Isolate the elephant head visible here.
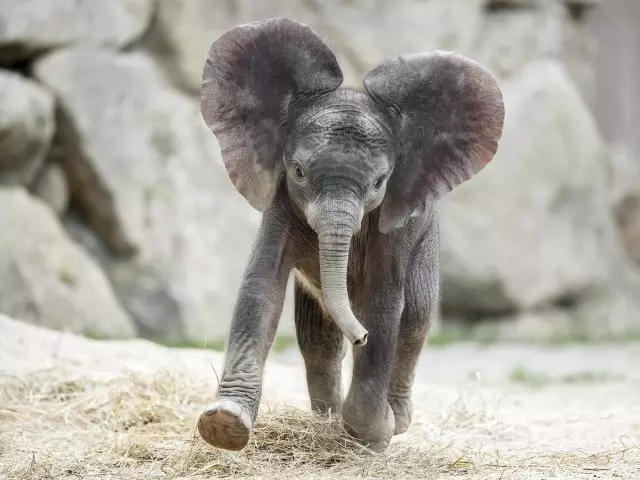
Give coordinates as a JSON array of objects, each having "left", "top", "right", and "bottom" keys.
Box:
[{"left": 201, "top": 18, "right": 504, "bottom": 346}]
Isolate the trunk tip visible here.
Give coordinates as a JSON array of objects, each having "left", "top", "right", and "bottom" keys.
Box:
[{"left": 353, "top": 332, "right": 368, "bottom": 347}]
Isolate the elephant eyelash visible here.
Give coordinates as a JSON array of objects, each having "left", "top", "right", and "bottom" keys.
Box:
[
  {"left": 373, "top": 174, "right": 387, "bottom": 190},
  {"left": 293, "top": 164, "right": 305, "bottom": 180}
]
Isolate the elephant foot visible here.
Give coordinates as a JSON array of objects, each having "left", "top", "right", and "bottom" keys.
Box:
[
  {"left": 388, "top": 395, "right": 413, "bottom": 435},
  {"left": 343, "top": 403, "right": 395, "bottom": 452},
  {"left": 197, "top": 398, "right": 253, "bottom": 451}
]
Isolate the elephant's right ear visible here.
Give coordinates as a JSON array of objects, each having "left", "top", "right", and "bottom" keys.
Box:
[{"left": 201, "top": 18, "right": 343, "bottom": 211}]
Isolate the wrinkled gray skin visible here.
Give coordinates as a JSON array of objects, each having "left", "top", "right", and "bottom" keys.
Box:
[{"left": 197, "top": 18, "right": 505, "bottom": 452}]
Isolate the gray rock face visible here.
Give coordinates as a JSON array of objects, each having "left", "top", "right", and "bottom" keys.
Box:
[
  {"left": 151, "top": 0, "right": 486, "bottom": 92},
  {"left": 471, "top": 1, "right": 567, "bottom": 80},
  {"left": 607, "top": 148, "right": 640, "bottom": 268},
  {"left": 587, "top": 0, "right": 640, "bottom": 269},
  {"left": 439, "top": 60, "right": 611, "bottom": 317},
  {"left": 0, "top": 0, "right": 631, "bottom": 341},
  {"left": 0, "top": 70, "right": 54, "bottom": 185},
  {"left": 150, "top": 0, "right": 596, "bottom": 93},
  {"left": 471, "top": 0, "right": 599, "bottom": 96},
  {"left": 0, "top": 187, "right": 135, "bottom": 338},
  {"left": 33, "top": 48, "right": 267, "bottom": 342},
  {"left": 617, "top": 196, "right": 640, "bottom": 267},
  {"left": 62, "top": 215, "right": 185, "bottom": 342},
  {"left": 0, "top": 0, "right": 154, "bottom": 63},
  {"left": 31, "top": 162, "right": 70, "bottom": 216}
]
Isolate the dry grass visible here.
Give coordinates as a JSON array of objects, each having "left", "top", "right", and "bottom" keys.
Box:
[{"left": 0, "top": 368, "right": 637, "bottom": 480}]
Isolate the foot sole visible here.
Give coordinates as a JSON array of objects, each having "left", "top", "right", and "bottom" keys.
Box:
[{"left": 197, "top": 399, "right": 252, "bottom": 451}]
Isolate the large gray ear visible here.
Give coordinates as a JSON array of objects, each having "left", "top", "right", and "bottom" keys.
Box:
[
  {"left": 202, "top": 18, "right": 343, "bottom": 211},
  {"left": 364, "top": 51, "right": 505, "bottom": 233}
]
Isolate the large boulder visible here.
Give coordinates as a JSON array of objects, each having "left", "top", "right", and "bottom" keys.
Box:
[
  {"left": 0, "top": 187, "right": 135, "bottom": 338},
  {"left": 587, "top": 0, "right": 640, "bottom": 269},
  {"left": 32, "top": 48, "right": 293, "bottom": 342},
  {"left": 0, "top": 0, "right": 154, "bottom": 63},
  {"left": 150, "top": 0, "right": 485, "bottom": 93},
  {"left": 606, "top": 146, "right": 640, "bottom": 268},
  {"left": 471, "top": 0, "right": 599, "bottom": 92},
  {"left": 149, "top": 0, "right": 596, "bottom": 95},
  {"left": 30, "top": 162, "right": 70, "bottom": 216},
  {"left": 616, "top": 194, "right": 640, "bottom": 267},
  {"left": 0, "top": 70, "right": 54, "bottom": 186},
  {"left": 472, "top": 0, "right": 567, "bottom": 80},
  {"left": 439, "top": 60, "right": 612, "bottom": 317}
]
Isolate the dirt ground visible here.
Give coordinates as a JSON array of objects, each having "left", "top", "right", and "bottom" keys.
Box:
[{"left": 1, "top": 314, "right": 639, "bottom": 479}]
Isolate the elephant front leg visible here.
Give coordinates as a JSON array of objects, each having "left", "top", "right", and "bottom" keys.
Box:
[
  {"left": 388, "top": 290, "right": 437, "bottom": 436},
  {"left": 389, "top": 232, "right": 439, "bottom": 435},
  {"left": 198, "top": 212, "right": 293, "bottom": 451},
  {"left": 342, "top": 304, "right": 402, "bottom": 452},
  {"left": 197, "top": 290, "right": 284, "bottom": 451}
]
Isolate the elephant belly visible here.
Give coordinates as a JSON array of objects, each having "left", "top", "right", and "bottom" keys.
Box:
[
  {"left": 293, "top": 267, "right": 363, "bottom": 319},
  {"left": 293, "top": 268, "right": 327, "bottom": 312}
]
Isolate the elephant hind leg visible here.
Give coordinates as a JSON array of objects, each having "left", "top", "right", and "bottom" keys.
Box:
[{"left": 294, "top": 279, "right": 346, "bottom": 414}]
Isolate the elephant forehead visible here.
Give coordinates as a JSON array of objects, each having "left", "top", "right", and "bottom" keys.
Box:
[
  {"left": 301, "top": 147, "right": 389, "bottom": 188},
  {"left": 302, "top": 106, "right": 390, "bottom": 143}
]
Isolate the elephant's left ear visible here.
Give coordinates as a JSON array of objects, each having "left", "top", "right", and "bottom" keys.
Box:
[{"left": 363, "top": 51, "right": 505, "bottom": 233}]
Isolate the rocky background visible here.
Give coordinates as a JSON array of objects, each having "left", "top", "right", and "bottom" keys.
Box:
[{"left": 0, "top": 0, "right": 638, "bottom": 344}]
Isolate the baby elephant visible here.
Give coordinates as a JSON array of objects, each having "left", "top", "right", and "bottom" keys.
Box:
[{"left": 197, "top": 17, "right": 504, "bottom": 452}]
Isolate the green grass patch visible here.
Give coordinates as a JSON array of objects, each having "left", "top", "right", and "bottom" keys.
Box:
[
  {"left": 508, "top": 367, "right": 551, "bottom": 387},
  {"left": 272, "top": 334, "right": 297, "bottom": 353},
  {"left": 58, "top": 269, "right": 77, "bottom": 287},
  {"left": 426, "top": 322, "right": 640, "bottom": 348},
  {"left": 538, "top": 328, "right": 640, "bottom": 346},
  {"left": 559, "top": 371, "right": 625, "bottom": 384},
  {"left": 152, "top": 337, "right": 226, "bottom": 352},
  {"left": 427, "top": 326, "right": 499, "bottom": 347},
  {"left": 508, "top": 366, "right": 625, "bottom": 387},
  {"left": 151, "top": 334, "right": 298, "bottom": 354}
]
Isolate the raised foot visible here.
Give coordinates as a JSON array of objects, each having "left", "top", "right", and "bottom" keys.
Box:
[
  {"left": 343, "top": 403, "right": 395, "bottom": 452},
  {"left": 197, "top": 399, "right": 253, "bottom": 451}
]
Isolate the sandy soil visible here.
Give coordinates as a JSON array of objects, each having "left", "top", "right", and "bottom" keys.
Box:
[{"left": 1, "top": 315, "right": 639, "bottom": 479}]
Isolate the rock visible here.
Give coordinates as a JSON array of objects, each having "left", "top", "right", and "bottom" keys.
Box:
[
  {"left": 439, "top": 60, "right": 612, "bottom": 317},
  {"left": 605, "top": 147, "right": 640, "bottom": 268},
  {"left": 586, "top": 1, "right": 640, "bottom": 269},
  {"left": 616, "top": 195, "right": 640, "bottom": 267},
  {"left": 62, "top": 213, "right": 185, "bottom": 342},
  {"left": 0, "top": 187, "right": 135, "bottom": 338},
  {"left": 33, "top": 47, "right": 294, "bottom": 342},
  {"left": 470, "top": 0, "right": 599, "bottom": 100},
  {"left": 150, "top": 0, "right": 485, "bottom": 93},
  {"left": 0, "top": 0, "right": 154, "bottom": 63},
  {"left": 471, "top": 1, "right": 568, "bottom": 81},
  {"left": 0, "top": 70, "right": 54, "bottom": 186},
  {"left": 483, "top": 0, "right": 601, "bottom": 10},
  {"left": 149, "top": 0, "right": 594, "bottom": 96},
  {"left": 459, "top": 300, "right": 639, "bottom": 343},
  {"left": 65, "top": 212, "right": 297, "bottom": 343},
  {"left": 31, "top": 162, "right": 70, "bottom": 216}
]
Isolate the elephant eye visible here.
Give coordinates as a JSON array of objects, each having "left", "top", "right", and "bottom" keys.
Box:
[
  {"left": 373, "top": 174, "right": 386, "bottom": 190},
  {"left": 293, "top": 164, "right": 305, "bottom": 179}
]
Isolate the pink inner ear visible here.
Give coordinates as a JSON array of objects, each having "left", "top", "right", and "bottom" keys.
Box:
[
  {"left": 480, "top": 153, "right": 493, "bottom": 167},
  {"left": 227, "top": 164, "right": 241, "bottom": 185},
  {"left": 201, "top": 18, "right": 344, "bottom": 213}
]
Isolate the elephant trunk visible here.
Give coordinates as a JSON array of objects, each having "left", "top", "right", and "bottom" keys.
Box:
[{"left": 312, "top": 196, "right": 368, "bottom": 346}]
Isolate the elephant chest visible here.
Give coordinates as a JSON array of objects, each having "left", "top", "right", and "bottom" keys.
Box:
[{"left": 292, "top": 238, "right": 369, "bottom": 314}]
